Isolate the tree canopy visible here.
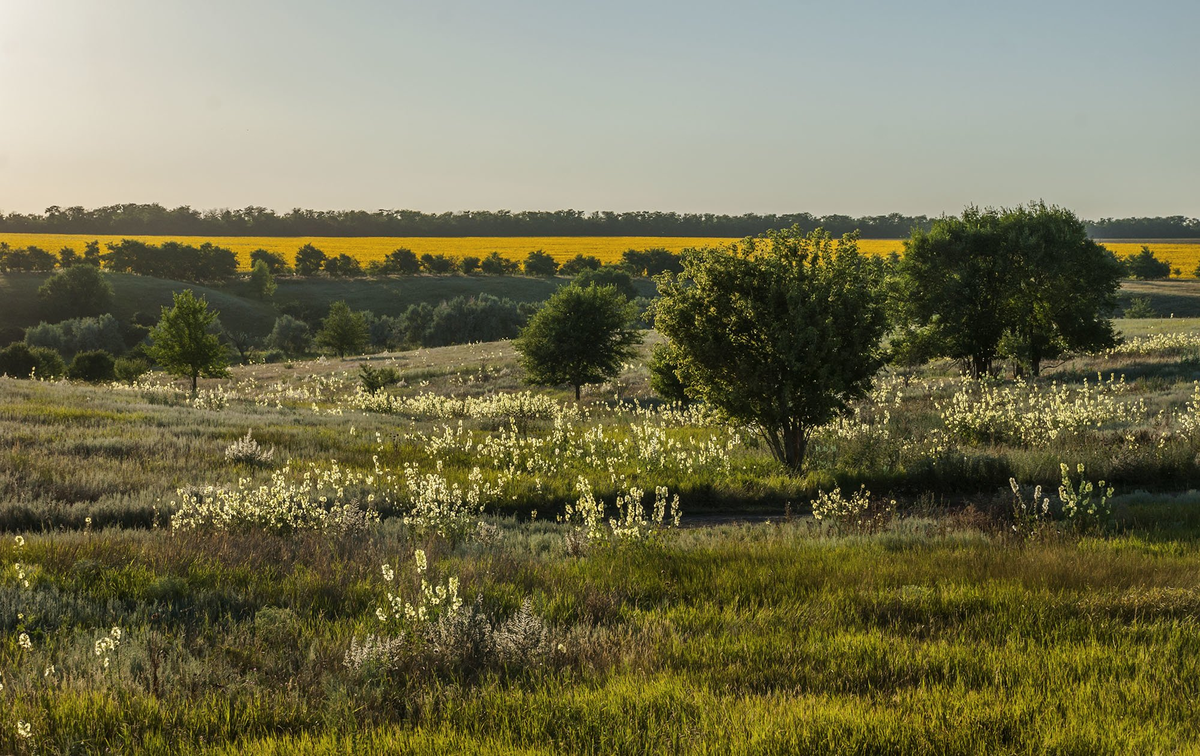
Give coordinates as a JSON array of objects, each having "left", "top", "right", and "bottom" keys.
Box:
[
  {"left": 653, "top": 226, "right": 889, "bottom": 472},
  {"left": 315, "top": 301, "right": 369, "bottom": 358},
  {"left": 147, "top": 289, "right": 229, "bottom": 392},
  {"left": 514, "top": 283, "right": 641, "bottom": 400}
]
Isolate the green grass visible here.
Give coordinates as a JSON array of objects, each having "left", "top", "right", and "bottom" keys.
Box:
[
  {"left": 1116, "top": 279, "right": 1200, "bottom": 318},
  {"left": 4, "top": 516, "right": 1200, "bottom": 754}
]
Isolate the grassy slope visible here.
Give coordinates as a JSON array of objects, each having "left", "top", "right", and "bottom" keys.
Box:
[{"left": 0, "top": 273, "right": 657, "bottom": 337}]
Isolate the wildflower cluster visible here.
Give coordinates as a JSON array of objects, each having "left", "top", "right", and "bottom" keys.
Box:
[
  {"left": 561, "top": 478, "right": 681, "bottom": 545},
  {"left": 400, "top": 465, "right": 488, "bottom": 540},
  {"left": 224, "top": 429, "right": 276, "bottom": 466},
  {"left": 1104, "top": 332, "right": 1200, "bottom": 357},
  {"left": 812, "top": 486, "right": 894, "bottom": 535},
  {"left": 377, "top": 550, "right": 463, "bottom": 628},
  {"left": 937, "top": 375, "right": 1145, "bottom": 446},
  {"left": 94, "top": 626, "right": 122, "bottom": 669},
  {"left": 1057, "top": 463, "right": 1115, "bottom": 531},
  {"left": 169, "top": 462, "right": 382, "bottom": 534}
]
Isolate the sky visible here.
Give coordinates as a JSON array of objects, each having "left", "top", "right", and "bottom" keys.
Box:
[{"left": 0, "top": 0, "right": 1196, "bottom": 218}]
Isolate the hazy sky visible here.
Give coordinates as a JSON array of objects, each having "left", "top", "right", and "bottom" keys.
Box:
[{"left": 0, "top": 0, "right": 1196, "bottom": 217}]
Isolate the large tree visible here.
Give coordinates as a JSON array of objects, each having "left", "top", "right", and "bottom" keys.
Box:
[
  {"left": 514, "top": 283, "right": 641, "bottom": 401},
  {"left": 898, "top": 202, "right": 1122, "bottom": 377},
  {"left": 147, "top": 289, "right": 229, "bottom": 392},
  {"left": 653, "top": 226, "right": 888, "bottom": 472}
]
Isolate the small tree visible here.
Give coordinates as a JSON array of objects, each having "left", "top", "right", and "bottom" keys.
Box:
[
  {"left": 560, "top": 254, "right": 602, "bottom": 276},
  {"left": 316, "top": 301, "right": 369, "bottom": 358},
  {"left": 524, "top": 250, "right": 559, "bottom": 276},
  {"left": 515, "top": 284, "right": 641, "bottom": 401},
  {"left": 481, "top": 251, "right": 519, "bottom": 275},
  {"left": 147, "top": 289, "right": 230, "bottom": 392},
  {"left": 419, "top": 253, "right": 456, "bottom": 274},
  {"left": 324, "top": 253, "right": 363, "bottom": 277},
  {"left": 654, "top": 227, "right": 887, "bottom": 472},
  {"left": 265, "top": 315, "right": 311, "bottom": 358},
  {"left": 37, "top": 264, "right": 114, "bottom": 319},
  {"left": 1123, "top": 246, "right": 1171, "bottom": 280},
  {"left": 459, "top": 255, "right": 481, "bottom": 275},
  {"left": 382, "top": 248, "right": 420, "bottom": 275},
  {"left": 574, "top": 266, "right": 638, "bottom": 300},
  {"left": 67, "top": 350, "right": 117, "bottom": 383},
  {"left": 248, "top": 259, "right": 276, "bottom": 299},
  {"left": 294, "top": 244, "right": 327, "bottom": 276},
  {"left": 249, "top": 249, "right": 291, "bottom": 274}
]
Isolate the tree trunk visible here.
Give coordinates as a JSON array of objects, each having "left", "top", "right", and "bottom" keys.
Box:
[
  {"left": 191, "top": 372, "right": 198, "bottom": 394},
  {"left": 782, "top": 425, "right": 808, "bottom": 472},
  {"left": 574, "top": 384, "right": 581, "bottom": 401}
]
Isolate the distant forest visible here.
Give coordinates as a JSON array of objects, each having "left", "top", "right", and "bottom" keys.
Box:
[{"left": 0, "top": 204, "right": 1196, "bottom": 239}]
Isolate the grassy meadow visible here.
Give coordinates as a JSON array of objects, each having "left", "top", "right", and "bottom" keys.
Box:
[{"left": 7, "top": 278, "right": 1200, "bottom": 750}]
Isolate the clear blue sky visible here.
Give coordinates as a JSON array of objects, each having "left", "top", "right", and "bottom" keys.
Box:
[{"left": 0, "top": 0, "right": 1196, "bottom": 217}]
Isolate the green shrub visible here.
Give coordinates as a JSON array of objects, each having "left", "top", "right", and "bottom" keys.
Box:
[
  {"left": 0, "top": 342, "right": 38, "bottom": 378},
  {"left": 114, "top": 356, "right": 151, "bottom": 383},
  {"left": 29, "top": 346, "right": 66, "bottom": 379},
  {"left": 67, "top": 350, "right": 117, "bottom": 383}
]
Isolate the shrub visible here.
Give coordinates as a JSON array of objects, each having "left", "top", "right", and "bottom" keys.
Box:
[
  {"left": 0, "top": 343, "right": 38, "bottom": 378},
  {"left": 114, "top": 357, "right": 151, "bottom": 383},
  {"left": 324, "top": 253, "right": 363, "bottom": 277},
  {"left": 573, "top": 267, "right": 638, "bottom": 300},
  {"left": 249, "top": 249, "right": 291, "bottom": 274},
  {"left": 24, "top": 314, "right": 125, "bottom": 360},
  {"left": 1122, "top": 297, "right": 1157, "bottom": 318},
  {"left": 294, "top": 244, "right": 327, "bottom": 276},
  {"left": 524, "top": 250, "right": 559, "bottom": 276},
  {"left": 480, "top": 252, "right": 520, "bottom": 275},
  {"left": 67, "top": 350, "right": 117, "bottom": 383},
  {"left": 420, "top": 253, "right": 456, "bottom": 275},
  {"left": 560, "top": 254, "right": 602, "bottom": 276},
  {"left": 1123, "top": 246, "right": 1171, "bottom": 280},
  {"left": 360, "top": 364, "right": 402, "bottom": 394},
  {"left": 29, "top": 346, "right": 66, "bottom": 379},
  {"left": 459, "top": 255, "right": 481, "bottom": 275},
  {"left": 37, "top": 264, "right": 114, "bottom": 318},
  {"left": 266, "top": 315, "right": 312, "bottom": 358}
]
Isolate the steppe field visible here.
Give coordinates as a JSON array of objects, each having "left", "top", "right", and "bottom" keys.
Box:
[{"left": 5, "top": 305, "right": 1200, "bottom": 752}]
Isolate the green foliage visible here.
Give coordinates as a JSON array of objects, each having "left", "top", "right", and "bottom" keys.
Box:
[
  {"left": 654, "top": 226, "right": 888, "bottom": 472},
  {"left": 480, "top": 252, "right": 520, "bottom": 275},
  {"left": 648, "top": 342, "right": 689, "bottom": 403},
  {"left": 898, "top": 203, "right": 1122, "bottom": 377},
  {"left": 265, "top": 315, "right": 312, "bottom": 358},
  {"left": 359, "top": 363, "right": 402, "bottom": 394},
  {"left": 147, "top": 289, "right": 230, "bottom": 391},
  {"left": 249, "top": 248, "right": 291, "bottom": 274},
  {"left": 101, "top": 239, "right": 237, "bottom": 282},
  {"left": 28, "top": 345, "right": 66, "bottom": 378},
  {"left": 572, "top": 266, "right": 637, "bottom": 300},
  {"left": 381, "top": 247, "right": 421, "bottom": 275},
  {"left": 67, "top": 349, "right": 117, "bottom": 382},
  {"left": 0, "top": 244, "right": 57, "bottom": 271},
  {"left": 1124, "top": 246, "right": 1172, "bottom": 280},
  {"left": 515, "top": 284, "right": 641, "bottom": 400},
  {"left": 523, "top": 250, "right": 559, "bottom": 276},
  {"left": 248, "top": 260, "right": 276, "bottom": 299},
  {"left": 459, "top": 255, "right": 481, "bottom": 275},
  {"left": 0, "top": 342, "right": 38, "bottom": 377},
  {"left": 323, "top": 253, "right": 363, "bottom": 277},
  {"left": 1123, "top": 297, "right": 1157, "bottom": 318},
  {"left": 559, "top": 254, "right": 602, "bottom": 276},
  {"left": 114, "top": 356, "right": 151, "bottom": 382},
  {"left": 420, "top": 253, "right": 456, "bottom": 275},
  {"left": 316, "top": 301, "right": 369, "bottom": 358},
  {"left": 24, "top": 314, "right": 125, "bottom": 360},
  {"left": 37, "top": 263, "right": 115, "bottom": 319},
  {"left": 294, "top": 244, "right": 328, "bottom": 276},
  {"left": 621, "top": 247, "right": 682, "bottom": 277}
]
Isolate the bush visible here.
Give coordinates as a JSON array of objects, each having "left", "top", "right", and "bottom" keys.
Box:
[
  {"left": 1124, "top": 246, "right": 1172, "bottom": 280},
  {"left": 266, "top": 315, "right": 312, "bottom": 358},
  {"left": 324, "top": 253, "right": 363, "bottom": 277},
  {"left": 404, "top": 295, "right": 527, "bottom": 348},
  {"left": 420, "top": 253, "right": 456, "bottom": 274},
  {"left": 573, "top": 267, "right": 638, "bottom": 300},
  {"left": 37, "top": 264, "right": 114, "bottom": 318},
  {"left": 360, "top": 364, "right": 402, "bottom": 394},
  {"left": 381, "top": 248, "right": 420, "bottom": 275},
  {"left": 29, "top": 346, "right": 66, "bottom": 379},
  {"left": 524, "top": 250, "right": 559, "bottom": 276},
  {"left": 481, "top": 252, "right": 520, "bottom": 275},
  {"left": 560, "top": 254, "right": 602, "bottom": 276},
  {"left": 459, "top": 255, "right": 481, "bottom": 275},
  {"left": 114, "top": 356, "right": 150, "bottom": 382},
  {"left": 67, "top": 350, "right": 117, "bottom": 383},
  {"left": 1123, "top": 297, "right": 1157, "bottom": 318},
  {"left": 0, "top": 343, "right": 37, "bottom": 378},
  {"left": 249, "top": 249, "right": 291, "bottom": 274},
  {"left": 24, "top": 314, "right": 124, "bottom": 360}
]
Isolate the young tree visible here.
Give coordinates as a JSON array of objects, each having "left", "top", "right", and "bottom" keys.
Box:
[
  {"left": 249, "top": 249, "right": 291, "bottom": 274},
  {"left": 382, "top": 247, "right": 421, "bottom": 275},
  {"left": 560, "top": 254, "right": 602, "bottom": 276},
  {"left": 248, "top": 259, "right": 276, "bottom": 299},
  {"left": 459, "top": 255, "right": 481, "bottom": 275},
  {"left": 315, "top": 301, "right": 369, "bottom": 358},
  {"left": 294, "top": 244, "right": 327, "bottom": 276},
  {"left": 1123, "top": 246, "right": 1171, "bottom": 280},
  {"left": 654, "top": 227, "right": 888, "bottom": 472},
  {"left": 265, "top": 315, "right": 312, "bottom": 358},
  {"left": 480, "top": 251, "right": 519, "bottom": 275},
  {"left": 147, "top": 289, "right": 229, "bottom": 392},
  {"left": 37, "top": 264, "right": 114, "bottom": 319},
  {"left": 523, "top": 250, "right": 559, "bottom": 276},
  {"left": 419, "top": 253, "right": 456, "bottom": 274},
  {"left": 514, "top": 284, "right": 641, "bottom": 401}
]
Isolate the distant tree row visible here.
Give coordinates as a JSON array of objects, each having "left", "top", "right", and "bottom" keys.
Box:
[
  {"left": 2, "top": 204, "right": 1195, "bottom": 238},
  {"left": 0, "top": 205, "right": 938, "bottom": 238}
]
